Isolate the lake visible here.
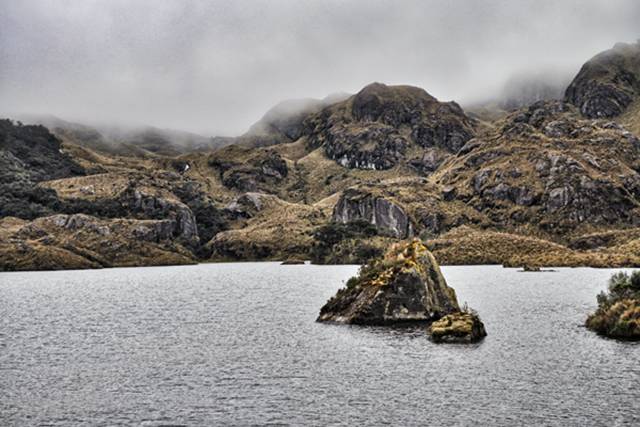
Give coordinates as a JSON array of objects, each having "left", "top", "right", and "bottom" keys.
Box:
[{"left": 1, "top": 263, "right": 639, "bottom": 426}]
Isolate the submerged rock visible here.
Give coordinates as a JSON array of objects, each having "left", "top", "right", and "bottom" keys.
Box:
[
  {"left": 428, "top": 311, "right": 487, "bottom": 343},
  {"left": 317, "top": 239, "right": 459, "bottom": 325}
]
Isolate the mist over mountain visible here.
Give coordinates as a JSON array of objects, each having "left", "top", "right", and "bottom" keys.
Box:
[{"left": 2, "top": 0, "right": 639, "bottom": 135}]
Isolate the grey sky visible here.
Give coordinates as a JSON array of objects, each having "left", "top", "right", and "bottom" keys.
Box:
[{"left": 1, "top": 0, "right": 639, "bottom": 135}]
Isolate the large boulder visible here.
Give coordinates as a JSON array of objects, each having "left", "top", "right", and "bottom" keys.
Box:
[
  {"left": 332, "top": 189, "right": 413, "bottom": 238},
  {"left": 317, "top": 239, "right": 460, "bottom": 325}
]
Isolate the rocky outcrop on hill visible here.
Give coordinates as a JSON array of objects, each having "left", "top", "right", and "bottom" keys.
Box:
[
  {"left": 119, "top": 184, "right": 199, "bottom": 245},
  {"left": 332, "top": 189, "right": 414, "bottom": 238},
  {"left": 0, "top": 119, "right": 86, "bottom": 220},
  {"left": 208, "top": 145, "right": 289, "bottom": 192},
  {"left": 304, "top": 83, "right": 476, "bottom": 170},
  {"left": 437, "top": 100, "right": 640, "bottom": 233},
  {"left": 0, "top": 214, "right": 196, "bottom": 271},
  {"left": 317, "top": 240, "right": 460, "bottom": 325},
  {"left": 565, "top": 41, "right": 640, "bottom": 118}
]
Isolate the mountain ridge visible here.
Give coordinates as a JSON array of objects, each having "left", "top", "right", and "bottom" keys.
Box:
[{"left": 3, "top": 42, "right": 640, "bottom": 271}]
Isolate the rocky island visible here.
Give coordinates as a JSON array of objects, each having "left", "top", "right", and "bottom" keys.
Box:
[
  {"left": 317, "top": 239, "right": 486, "bottom": 343},
  {"left": 586, "top": 271, "right": 640, "bottom": 340}
]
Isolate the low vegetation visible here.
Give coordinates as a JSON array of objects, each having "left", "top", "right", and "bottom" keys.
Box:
[{"left": 586, "top": 271, "right": 640, "bottom": 340}]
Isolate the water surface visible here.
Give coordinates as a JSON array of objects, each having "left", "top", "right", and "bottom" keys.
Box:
[{"left": 1, "top": 264, "right": 638, "bottom": 426}]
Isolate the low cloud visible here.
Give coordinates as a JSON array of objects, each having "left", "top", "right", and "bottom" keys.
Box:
[{"left": 1, "top": 0, "right": 639, "bottom": 135}]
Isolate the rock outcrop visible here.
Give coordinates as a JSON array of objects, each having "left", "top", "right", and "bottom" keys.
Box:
[
  {"left": 317, "top": 240, "right": 460, "bottom": 325},
  {"left": 437, "top": 100, "right": 640, "bottom": 232},
  {"left": 565, "top": 41, "right": 640, "bottom": 118},
  {"left": 119, "top": 185, "right": 199, "bottom": 245},
  {"left": 0, "top": 119, "right": 86, "bottom": 220},
  {"left": 304, "top": 83, "right": 476, "bottom": 170},
  {"left": 428, "top": 311, "right": 487, "bottom": 343},
  {"left": 0, "top": 213, "right": 196, "bottom": 271},
  {"left": 208, "top": 145, "right": 289, "bottom": 193},
  {"left": 332, "top": 189, "right": 414, "bottom": 238}
]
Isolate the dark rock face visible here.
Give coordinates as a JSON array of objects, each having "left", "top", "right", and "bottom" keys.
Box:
[
  {"left": 209, "top": 147, "right": 288, "bottom": 192},
  {"left": 317, "top": 240, "right": 460, "bottom": 325},
  {"left": 322, "top": 123, "right": 408, "bottom": 170},
  {"left": 565, "top": 42, "right": 640, "bottom": 118},
  {"left": 332, "top": 189, "right": 413, "bottom": 238},
  {"left": 224, "top": 192, "right": 267, "bottom": 219},
  {"left": 0, "top": 119, "right": 86, "bottom": 220},
  {"left": 304, "top": 83, "right": 476, "bottom": 170},
  {"left": 0, "top": 119, "right": 86, "bottom": 182},
  {"left": 120, "top": 185, "right": 199, "bottom": 245},
  {"left": 409, "top": 149, "right": 446, "bottom": 173},
  {"left": 429, "top": 312, "right": 487, "bottom": 343}
]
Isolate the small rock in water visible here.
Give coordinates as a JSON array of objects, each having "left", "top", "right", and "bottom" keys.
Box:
[
  {"left": 281, "top": 258, "right": 306, "bottom": 265},
  {"left": 428, "top": 312, "right": 487, "bottom": 344}
]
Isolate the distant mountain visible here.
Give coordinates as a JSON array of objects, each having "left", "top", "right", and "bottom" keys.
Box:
[
  {"left": 465, "top": 69, "right": 572, "bottom": 121},
  {"left": 236, "top": 92, "right": 351, "bottom": 148},
  {"left": 12, "top": 114, "right": 231, "bottom": 157},
  {"left": 565, "top": 41, "right": 640, "bottom": 118},
  {"left": 499, "top": 70, "right": 571, "bottom": 110}
]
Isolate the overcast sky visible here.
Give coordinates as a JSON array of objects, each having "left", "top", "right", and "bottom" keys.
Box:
[{"left": 1, "top": 0, "right": 639, "bottom": 135}]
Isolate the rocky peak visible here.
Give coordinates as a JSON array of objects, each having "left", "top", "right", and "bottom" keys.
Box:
[
  {"left": 304, "top": 83, "right": 476, "bottom": 171},
  {"left": 351, "top": 82, "right": 438, "bottom": 124},
  {"left": 565, "top": 41, "right": 640, "bottom": 118}
]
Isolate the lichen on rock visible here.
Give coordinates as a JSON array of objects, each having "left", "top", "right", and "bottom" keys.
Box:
[{"left": 317, "top": 239, "right": 460, "bottom": 325}]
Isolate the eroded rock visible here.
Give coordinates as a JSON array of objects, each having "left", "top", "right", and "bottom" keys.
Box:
[
  {"left": 317, "top": 240, "right": 460, "bottom": 325},
  {"left": 332, "top": 189, "right": 413, "bottom": 238}
]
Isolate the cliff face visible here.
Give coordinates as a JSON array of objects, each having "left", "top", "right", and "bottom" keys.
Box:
[
  {"left": 565, "top": 42, "right": 640, "bottom": 118},
  {"left": 317, "top": 240, "right": 459, "bottom": 325},
  {"left": 332, "top": 189, "right": 413, "bottom": 239}
]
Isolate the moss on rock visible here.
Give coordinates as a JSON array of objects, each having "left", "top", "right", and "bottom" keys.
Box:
[
  {"left": 429, "top": 311, "right": 487, "bottom": 343},
  {"left": 317, "top": 239, "right": 460, "bottom": 325}
]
